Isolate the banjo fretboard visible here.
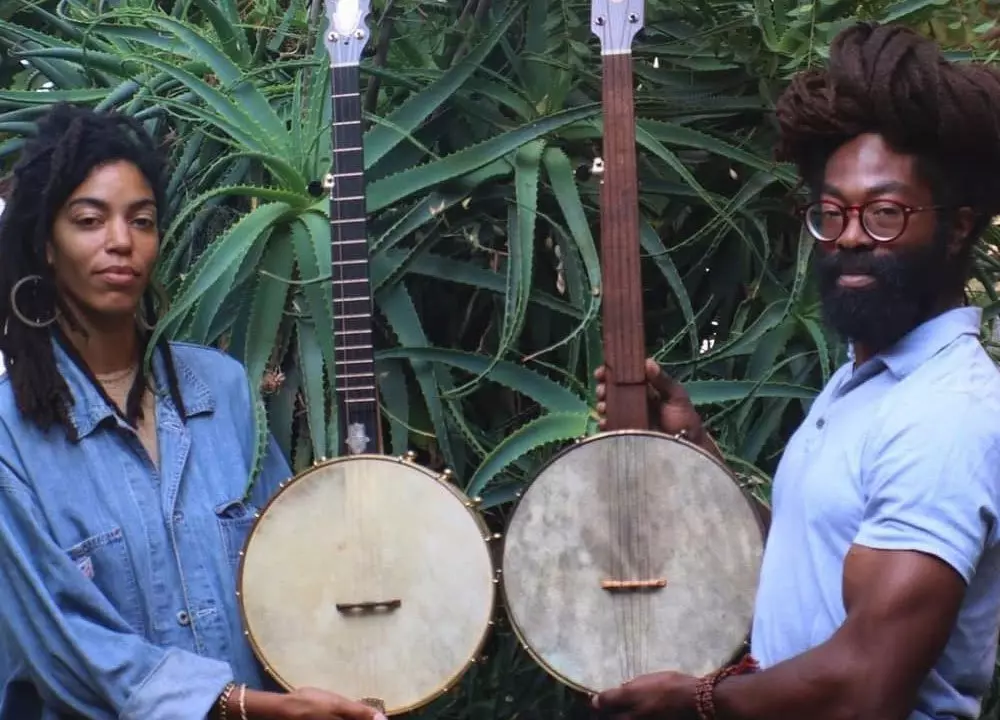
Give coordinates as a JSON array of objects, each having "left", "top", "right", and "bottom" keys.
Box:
[{"left": 323, "top": 2, "right": 379, "bottom": 456}]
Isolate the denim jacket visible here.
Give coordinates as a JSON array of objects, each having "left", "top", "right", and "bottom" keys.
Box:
[{"left": 0, "top": 340, "right": 292, "bottom": 719}]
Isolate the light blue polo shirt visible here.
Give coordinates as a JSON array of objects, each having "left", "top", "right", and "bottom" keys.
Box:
[{"left": 750, "top": 307, "right": 1000, "bottom": 720}]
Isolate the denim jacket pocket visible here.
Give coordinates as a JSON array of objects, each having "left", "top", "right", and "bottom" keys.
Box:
[
  {"left": 63, "top": 526, "right": 146, "bottom": 634},
  {"left": 215, "top": 499, "right": 259, "bottom": 574}
]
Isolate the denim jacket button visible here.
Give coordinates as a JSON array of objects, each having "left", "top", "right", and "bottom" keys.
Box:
[{"left": 176, "top": 610, "right": 190, "bottom": 626}]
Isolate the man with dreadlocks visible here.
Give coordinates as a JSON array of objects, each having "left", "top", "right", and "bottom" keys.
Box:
[
  {"left": 0, "top": 104, "right": 384, "bottom": 720},
  {"left": 591, "top": 21, "right": 1000, "bottom": 720}
]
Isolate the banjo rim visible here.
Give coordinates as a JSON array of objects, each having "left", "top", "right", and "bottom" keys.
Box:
[
  {"left": 499, "top": 429, "right": 766, "bottom": 693},
  {"left": 236, "top": 453, "right": 498, "bottom": 713}
]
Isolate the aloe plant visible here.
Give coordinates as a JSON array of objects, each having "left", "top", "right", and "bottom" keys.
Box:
[{"left": 3, "top": 0, "right": 999, "bottom": 716}]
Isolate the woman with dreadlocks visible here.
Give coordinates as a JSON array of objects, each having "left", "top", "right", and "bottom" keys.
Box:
[
  {"left": 591, "top": 21, "right": 1000, "bottom": 720},
  {"left": 0, "top": 104, "right": 383, "bottom": 720}
]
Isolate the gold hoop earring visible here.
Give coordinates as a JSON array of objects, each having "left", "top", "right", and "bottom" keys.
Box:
[
  {"left": 136, "top": 310, "right": 155, "bottom": 333},
  {"left": 136, "top": 283, "right": 167, "bottom": 333},
  {"left": 10, "top": 275, "right": 57, "bottom": 329}
]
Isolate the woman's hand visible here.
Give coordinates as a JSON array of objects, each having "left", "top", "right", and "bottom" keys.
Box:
[
  {"left": 283, "top": 687, "right": 387, "bottom": 720},
  {"left": 238, "top": 686, "right": 387, "bottom": 720},
  {"left": 595, "top": 358, "right": 722, "bottom": 462}
]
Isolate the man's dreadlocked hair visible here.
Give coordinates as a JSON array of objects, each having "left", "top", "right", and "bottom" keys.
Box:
[
  {"left": 0, "top": 103, "right": 186, "bottom": 439},
  {"left": 775, "top": 22, "right": 1000, "bottom": 258}
]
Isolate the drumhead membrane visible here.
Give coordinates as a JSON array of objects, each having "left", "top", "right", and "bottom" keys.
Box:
[
  {"left": 502, "top": 431, "right": 764, "bottom": 692},
  {"left": 239, "top": 456, "right": 496, "bottom": 714}
]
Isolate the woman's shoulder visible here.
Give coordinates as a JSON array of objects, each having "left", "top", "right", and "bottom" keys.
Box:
[
  {"left": 0, "top": 371, "right": 18, "bottom": 425},
  {"left": 165, "top": 341, "right": 257, "bottom": 418},
  {"left": 166, "top": 341, "right": 251, "bottom": 386}
]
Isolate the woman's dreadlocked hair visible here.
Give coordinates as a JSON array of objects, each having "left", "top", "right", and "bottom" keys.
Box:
[
  {"left": 775, "top": 22, "right": 1000, "bottom": 246},
  {"left": 0, "top": 103, "right": 186, "bottom": 439}
]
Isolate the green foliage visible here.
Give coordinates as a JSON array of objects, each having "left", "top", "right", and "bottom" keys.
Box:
[{"left": 2, "top": 0, "right": 999, "bottom": 717}]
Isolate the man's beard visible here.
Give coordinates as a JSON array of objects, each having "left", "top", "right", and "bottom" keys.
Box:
[{"left": 814, "top": 234, "right": 949, "bottom": 352}]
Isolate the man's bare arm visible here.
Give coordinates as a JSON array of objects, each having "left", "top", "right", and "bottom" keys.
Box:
[{"left": 715, "top": 545, "right": 965, "bottom": 720}]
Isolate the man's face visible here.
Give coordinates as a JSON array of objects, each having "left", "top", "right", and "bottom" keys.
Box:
[{"left": 812, "top": 133, "right": 951, "bottom": 352}]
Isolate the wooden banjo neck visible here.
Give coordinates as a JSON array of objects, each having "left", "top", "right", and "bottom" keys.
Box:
[
  {"left": 594, "top": 0, "right": 649, "bottom": 433},
  {"left": 321, "top": 0, "right": 383, "bottom": 457}
]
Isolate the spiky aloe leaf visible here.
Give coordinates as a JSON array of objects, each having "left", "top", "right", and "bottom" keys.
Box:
[
  {"left": 449, "top": 139, "right": 543, "bottom": 396},
  {"left": 244, "top": 375, "right": 270, "bottom": 498},
  {"left": 375, "top": 270, "right": 458, "bottom": 467},
  {"left": 639, "top": 119, "right": 796, "bottom": 185},
  {"left": 685, "top": 379, "right": 817, "bottom": 405},
  {"left": 0, "top": 88, "right": 113, "bottom": 105},
  {"left": 532, "top": 146, "right": 601, "bottom": 359},
  {"left": 370, "top": 158, "right": 511, "bottom": 256},
  {"left": 377, "top": 360, "right": 411, "bottom": 456},
  {"left": 296, "top": 316, "right": 330, "bottom": 462},
  {"left": 365, "top": 104, "right": 598, "bottom": 213},
  {"left": 145, "top": 16, "right": 286, "bottom": 145},
  {"left": 188, "top": 0, "right": 251, "bottom": 66},
  {"left": 244, "top": 237, "right": 294, "bottom": 386},
  {"left": 466, "top": 411, "right": 589, "bottom": 499},
  {"left": 291, "top": 212, "right": 338, "bottom": 384},
  {"left": 122, "top": 55, "right": 269, "bottom": 152},
  {"left": 162, "top": 185, "right": 306, "bottom": 251},
  {"left": 390, "top": 252, "right": 582, "bottom": 319},
  {"left": 375, "top": 347, "right": 586, "bottom": 414},
  {"left": 147, "top": 201, "right": 293, "bottom": 360},
  {"left": 364, "top": 3, "right": 522, "bottom": 168}
]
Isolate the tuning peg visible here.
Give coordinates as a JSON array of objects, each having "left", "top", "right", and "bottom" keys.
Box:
[{"left": 307, "top": 180, "right": 323, "bottom": 197}]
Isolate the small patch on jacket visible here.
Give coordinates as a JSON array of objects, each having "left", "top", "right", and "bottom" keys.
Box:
[{"left": 77, "top": 555, "right": 94, "bottom": 580}]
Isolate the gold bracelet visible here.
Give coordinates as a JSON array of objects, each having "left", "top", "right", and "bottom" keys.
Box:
[
  {"left": 239, "top": 683, "right": 248, "bottom": 720},
  {"left": 218, "top": 681, "right": 236, "bottom": 720}
]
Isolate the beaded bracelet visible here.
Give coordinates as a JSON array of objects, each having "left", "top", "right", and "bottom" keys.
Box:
[
  {"left": 694, "top": 654, "right": 760, "bottom": 720},
  {"left": 217, "top": 682, "right": 237, "bottom": 720}
]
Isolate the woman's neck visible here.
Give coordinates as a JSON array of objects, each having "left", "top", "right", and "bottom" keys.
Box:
[{"left": 58, "top": 313, "right": 140, "bottom": 376}]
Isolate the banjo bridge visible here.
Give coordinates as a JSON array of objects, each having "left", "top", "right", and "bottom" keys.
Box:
[
  {"left": 335, "top": 599, "right": 402, "bottom": 614},
  {"left": 600, "top": 578, "right": 667, "bottom": 592}
]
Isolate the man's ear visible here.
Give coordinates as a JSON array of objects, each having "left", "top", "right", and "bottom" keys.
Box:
[
  {"left": 947, "top": 207, "right": 977, "bottom": 258},
  {"left": 44, "top": 242, "right": 53, "bottom": 266}
]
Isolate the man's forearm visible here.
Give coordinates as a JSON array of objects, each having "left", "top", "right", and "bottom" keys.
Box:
[{"left": 714, "top": 643, "right": 868, "bottom": 720}]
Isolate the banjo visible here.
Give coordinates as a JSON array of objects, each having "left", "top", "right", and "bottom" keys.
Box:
[
  {"left": 236, "top": 1, "right": 496, "bottom": 714},
  {"left": 500, "top": 0, "right": 766, "bottom": 694}
]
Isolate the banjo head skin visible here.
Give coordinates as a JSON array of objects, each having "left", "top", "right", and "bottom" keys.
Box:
[
  {"left": 238, "top": 455, "right": 496, "bottom": 715},
  {"left": 501, "top": 431, "right": 765, "bottom": 693}
]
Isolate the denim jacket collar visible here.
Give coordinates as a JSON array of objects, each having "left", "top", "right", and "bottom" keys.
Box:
[{"left": 52, "top": 337, "right": 216, "bottom": 438}]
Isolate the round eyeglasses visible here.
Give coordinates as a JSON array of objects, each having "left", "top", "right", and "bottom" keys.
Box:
[{"left": 798, "top": 200, "right": 946, "bottom": 243}]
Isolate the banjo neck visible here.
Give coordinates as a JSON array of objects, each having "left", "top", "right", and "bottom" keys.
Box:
[
  {"left": 594, "top": 0, "right": 649, "bottom": 432},
  {"left": 322, "top": 0, "right": 381, "bottom": 456}
]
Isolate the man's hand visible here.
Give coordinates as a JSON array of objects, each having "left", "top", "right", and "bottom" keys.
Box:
[
  {"left": 592, "top": 671, "right": 699, "bottom": 720},
  {"left": 595, "top": 358, "right": 720, "bottom": 461}
]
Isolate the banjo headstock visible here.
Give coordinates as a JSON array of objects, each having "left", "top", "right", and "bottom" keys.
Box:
[
  {"left": 323, "top": 0, "right": 373, "bottom": 67},
  {"left": 591, "top": 0, "right": 644, "bottom": 56}
]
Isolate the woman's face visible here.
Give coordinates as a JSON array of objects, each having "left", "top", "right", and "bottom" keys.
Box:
[{"left": 46, "top": 160, "right": 159, "bottom": 326}]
